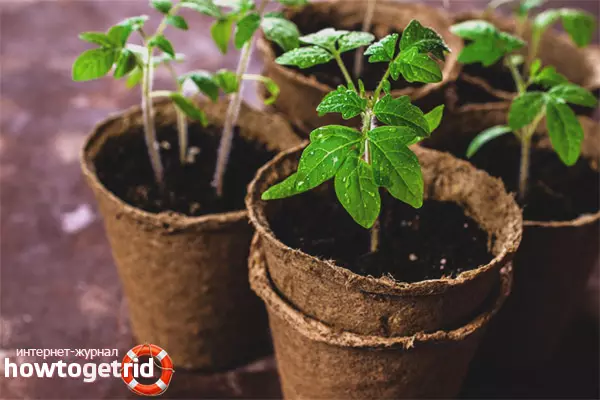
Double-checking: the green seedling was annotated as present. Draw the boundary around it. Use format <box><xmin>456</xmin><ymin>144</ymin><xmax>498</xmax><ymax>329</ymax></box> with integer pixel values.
<box><xmin>210</xmin><ymin>0</ymin><xmax>305</xmax><ymax>197</ymax></box>
<box><xmin>72</xmin><ymin>0</ymin><xmax>248</xmax><ymax>192</ymax></box>
<box><xmin>451</xmin><ymin>19</ymin><xmax>598</xmax><ymax>201</ymax></box>
<box><xmin>484</xmin><ymin>0</ymin><xmax>596</xmax><ymax>71</ymax></box>
<box><xmin>261</xmin><ymin>21</ymin><xmax>448</xmax><ymax>251</ymax></box>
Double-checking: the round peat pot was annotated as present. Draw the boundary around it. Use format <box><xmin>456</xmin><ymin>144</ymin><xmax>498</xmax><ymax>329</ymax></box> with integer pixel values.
<box><xmin>246</xmin><ymin>144</ymin><xmax>522</xmax><ymax>337</ymax></box>
<box><xmin>81</xmin><ymin>99</ymin><xmax>301</xmax><ymax>370</ymax></box>
<box><xmin>257</xmin><ymin>0</ymin><xmax>462</xmax><ymax>135</ymax></box>
<box><xmin>450</xmin><ymin>11</ymin><xmax>600</xmax><ymax>114</ymax></box>
<box><xmin>423</xmin><ymin>107</ymin><xmax>600</xmax><ymax>370</ymax></box>
<box><xmin>249</xmin><ymin>234</ymin><xmax>513</xmax><ymax>399</ymax></box>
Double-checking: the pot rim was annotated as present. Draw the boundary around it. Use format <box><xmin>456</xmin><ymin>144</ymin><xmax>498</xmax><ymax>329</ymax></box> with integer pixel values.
<box><xmin>256</xmin><ymin>0</ymin><xmax>462</xmax><ymax>101</ymax></box>
<box><xmin>80</xmin><ymin>99</ymin><xmax>297</xmax><ymax>230</ymax></box>
<box><xmin>249</xmin><ymin>233</ymin><xmax>512</xmax><ymax>349</ymax></box>
<box><xmin>246</xmin><ymin>143</ymin><xmax>522</xmax><ymax>296</ymax></box>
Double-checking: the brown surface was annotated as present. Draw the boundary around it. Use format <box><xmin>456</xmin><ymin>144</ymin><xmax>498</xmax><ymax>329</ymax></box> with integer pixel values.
<box><xmin>249</xmin><ymin>233</ymin><xmax>513</xmax><ymax>399</ymax></box>
<box><xmin>81</xmin><ymin>99</ymin><xmax>299</xmax><ymax>370</ymax></box>
<box><xmin>0</xmin><ymin>0</ymin><xmax>598</xmax><ymax>399</ymax></box>
<box><xmin>257</xmin><ymin>0</ymin><xmax>462</xmax><ymax>135</ymax></box>
<box><xmin>246</xmin><ymin>143</ymin><xmax>522</xmax><ymax>337</ymax></box>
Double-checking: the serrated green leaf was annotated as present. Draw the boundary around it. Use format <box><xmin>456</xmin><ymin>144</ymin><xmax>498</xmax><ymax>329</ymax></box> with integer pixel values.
<box><xmin>560</xmin><ymin>9</ymin><xmax>596</xmax><ymax>48</ymax></box>
<box><xmin>149</xmin><ymin>34</ymin><xmax>175</xmax><ymax>57</ymax></box>
<box><xmin>170</xmin><ymin>93</ymin><xmax>208</xmax><ymax>125</ymax></box>
<box><xmin>235</xmin><ymin>12</ymin><xmax>260</xmax><ymax>49</ymax></box>
<box><xmin>373</xmin><ymin>94</ymin><xmax>430</xmax><ymax>137</ymax></box>
<box><xmin>317</xmin><ymin>85</ymin><xmax>367</xmax><ymax>119</ymax></box>
<box><xmin>260</xmin><ymin>77</ymin><xmax>280</xmax><ymax>105</ymax></box>
<box><xmin>391</xmin><ymin>46</ymin><xmax>442</xmax><ymax>83</ymax></box>
<box><xmin>126</xmin><ymin>67</ymin><xmax>143</xmax><ymax>88</ymax></box>
<box><xmin>517</xmin><ymin>0</ymin><xmax>544</xmax><ymax>16</ymax></box>
<box><xmin>79</xmin><ymin>32</ymin><xmax>114</xmax><ymax>48</ymax></box>
<box><xmin>334</xmin><ymin>151</ymin><xmax>380</xmax><ymax>228</ymax></box>
<box><xmin>211</xmin><ymin>18</ymin><xmax>233</xmax><ymax>54</ymax></box>
<box><xmin>531</xmin><ymin>66</ymin><xmax>568</xmax><ymax>88</ymax></box>
<box><xmin>275</xmin><ymin>46</ymin><xmax>334</xmax><ymax>68</ymax></box>
<box><xmin>167</xmin><ymin>15</ymin><xmax>189</xmax><ymax>30</ymax></box>
<box><xmin>261</xmin><ymin>16</ymin><xmax>300</xmax><ymax>51</ymax></box>
<box><xmin>215</xmin><ymin>69</ymin><xmax>239</xmax><ymax>93</ymax></box>
<box><xmin>261</xmin><ymin>172</ymin><xmax>301</xmax><ymax>200</ymax></box>
<box><xmin>546</xmin><ymin>98</ymin><xmax>583</xmax><ymax>165</ymax></box>
<box><xmin>400</xmin><ymin>19</ymin><xmax>450</xmax><ymax>60</ymax></box>
<box><xmin>72</xmin><ymin>48</ymin><xmax>116</xmax><ymax>81</ymax></box>
<box><xmin>508</xmin><ymin>91</ymin><xmax>548</xmax><ymax>131</ymax></box>
<box><xmin>180</xmin><ymin>70</ymin><xmax>220</xmax><ymax>102</ymax></box>
<box><xmin>180</xmin><ymin>0</ymin><xmax>223</xmax><ymax>17</ymax></box>
<box><xmin>107</xmin><ymin>25</ymin><xmax>133</xmax><ymax>47</ymax></box>
<box><xmin>299</xmin><ymin>28</ymin><xmax>348</xmax><ymax>51</ymax></box>
<box><xmin>424</xmin><ymin>105</ymin><xmax>444</xmax><ymax>133</ymax></box>
<box><xmin>368</xmin><ymin>126</ymin><xmax>423</xmax><ymax>208</ymax></box>
<box><xmin>450</xmin><ymin>20</ymin><xmax>525</xmax><ymax>66</ymax></box>
<box><xmin>529</xmin><ymin>58</ymin><xmax>542</xmax><ymax>79</ymax></box>
<box><xmin>466</xmin><ymin>125</ymin><xmax>511</xmax><ymax>158</ymax></box>
<box><xmin>338</xmin><ymin>31</ymin><xmax>375</xmax><ymax>53</ymax></box>
<box><xmin>549</xmin><ymin>84</ymin><xmax>598</xmax><ymax>107</ymax></box>
<box><xmin>113</xmin><ymin>49</ymin><xmax>137</xmax><ymax>78</ymax></box>
<box><xmin>151</xmin><ymin>0</ymin><xmax>172</xmax><ymax>14</ymax></box>
<box><xmin>291</xmin><ymin>125</ymin><xmax>361</xmax><ymax>194</ymax></box>
<box><xmin>364</xmin><ymin>33</ymin><xmax>399</xmax><ymax>63</ymax></box>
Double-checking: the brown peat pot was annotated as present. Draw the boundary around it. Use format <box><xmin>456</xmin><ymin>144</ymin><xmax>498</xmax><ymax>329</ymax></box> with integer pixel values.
<box><xmin>81</xmin><ymin>99</ymin><xmax>301</xmax><ymax>370</ymax></box>
<box><xmin>246</xmin><ymin>144</ymin><xmax>522</xmax><ymax>340</ymax></box>
<box><xmin>248</xmin><ymin>233</ymin><xmax>513</xmax><ymax>399</ymax></box>
<box><xmin>451</xmin><ymin>11</ymin><xmax>600</xmax><ymax>112</ymax></box>
<box><xmin>257</xmin><ymin>0</ymin><xmax>462</xmax><ymax>135</ymax></box>
<box><xmin>423</xmin><ymin>105</ymin><xmax>600</xmax><ymax>369</ymax></box>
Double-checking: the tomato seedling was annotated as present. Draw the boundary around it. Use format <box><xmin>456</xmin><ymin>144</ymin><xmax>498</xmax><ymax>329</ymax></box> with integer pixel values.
<box><xmin>261</xmin><ymin>21</ymin><xmax>448</xmax><ymax>251</ymax></box>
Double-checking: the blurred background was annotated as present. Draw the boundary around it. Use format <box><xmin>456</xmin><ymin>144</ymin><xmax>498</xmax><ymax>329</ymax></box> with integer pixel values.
<box><xmin>0</xmin><ymin>0</ymin><xmax>598</xmax><ymax>398</ymax></box>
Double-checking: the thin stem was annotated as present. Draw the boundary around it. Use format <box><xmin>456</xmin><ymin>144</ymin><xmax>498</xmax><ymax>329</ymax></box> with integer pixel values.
<box><xmin>141</xmin><ymin>45</ymin><xmax>165</xmax><ymax>192</ymax></box>
<box><xmin>518</xmin><ymin>134</ymin><xmax>531</xmax><ymax>203</ymax></box>
<box><xmin>212</xmin><ymin>0</ymin><xmax>269</xmax><ymax>197</ymax></box>
<box><xmin>361</xmin><ymin>110</ymin><xmax>380</xmax><ymax>253</ymax></box>
<box><xmin>372</xmin><ymin>66</ymin><xmax>391</xmax><ymax>105</ymax></box>
<box><xmin>353</xmin><ymin>0</ymin><xmax>377</xmax><ymax>79</ymax></box>
<box><xmin>526</xmin><ymin>30</ymin><xmax>542</xmax><ymax>73</ymax></box>
<box><xmin>166</xmin><ymin>63</ymin><xmax>188</xmax><ymax>164</ymax></box>
<box><xmin>150</xmin><ymin>90</ymin><xmax>173</xmax><ymax>98</ymax></box>
<box><xmin>333</xmin><ymin>51</ymin><xmax>355</xmax><ymax>89</ymax></box>
<box><xmin>507</xmin><ymin>56</ymin><xmax>526</xmax><ymax>94</ymax></box>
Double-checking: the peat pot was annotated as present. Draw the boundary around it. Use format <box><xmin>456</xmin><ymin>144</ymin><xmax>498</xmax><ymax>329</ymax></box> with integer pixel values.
<box><xmin>245</xmin><ymin>144</ymin><xmax>523</xmax><ymax>398</ymax></box>
<box><xmin>81</xmin><ymin>99</ymin><xmax>300</xmax><ymax>370</ymax></box>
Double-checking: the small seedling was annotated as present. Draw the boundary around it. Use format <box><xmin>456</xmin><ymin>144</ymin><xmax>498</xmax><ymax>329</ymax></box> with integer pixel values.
<box><xmin>261</xmin><ymin>21</ymin><xmax>448</xmax><ymax>251</ymax></box>
<box><xmin>451</xmin><ymin>15</ymin><xmax>598</xmax><ymax>201</ymax></box>
<box><xmin>210</xmin><ymin>0</ymin><xmax>305</xmax><ymax>197</ymax></box>
<box><xmin>72</xmin><ymin>0</ymin><xmax>249</xmax><ymax>193</ymax></box>
<box><xmin>484</xmin><ymin>0</ymin><xmax>596</xmax><ymax>71</ymax></box>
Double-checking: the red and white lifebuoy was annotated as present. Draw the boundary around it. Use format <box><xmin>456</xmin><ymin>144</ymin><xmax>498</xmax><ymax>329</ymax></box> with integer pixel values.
<box><xmin>121</xmin><ymin>344</ymin><xmax>174</xmax><ymax>396</ymax></box>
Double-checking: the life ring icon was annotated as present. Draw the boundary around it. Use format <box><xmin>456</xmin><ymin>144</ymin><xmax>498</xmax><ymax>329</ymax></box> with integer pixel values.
<box><xmin>121</xmin><ymin>344</ymin><xmax>174</xmax><ymax>396</ymax></box>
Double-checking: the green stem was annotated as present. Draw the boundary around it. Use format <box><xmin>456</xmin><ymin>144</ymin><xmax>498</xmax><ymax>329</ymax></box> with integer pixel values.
<box><xmin>507</xmin><ymin>56</ymin><xmax>526</xmax><ymax>94</ymax></box>
<box><xmin>212</xmin><ymin>0</ymin><xmax>269</xmax><ymax>197</ymax></box>
<box><xmin>361</xmin><ymin>109</ymin><xmax>380</xmax><ymax>252</ymax></box>
<box><xmin>141</xmin><ymin>45</ymin><xmax>165</xmax><ymax>192</ymax></box>
<box><xmin>372</xmin><ymin>66</ymin><xmax>391</xmax><ymax>105</ymax></box>
<box><xmin>333</xmin><ymin>51</ymin><xmax>355</xmax><ymax>90</ymax></box>
<box><xmin>526</xmin><ymin>30</ymin><xmax>542</xmax><ymax>73</ymax></box>
<box><xmin>166</xmin><ymin>63</ymin><xmax>188</xmax><ymax>164</ymax></box>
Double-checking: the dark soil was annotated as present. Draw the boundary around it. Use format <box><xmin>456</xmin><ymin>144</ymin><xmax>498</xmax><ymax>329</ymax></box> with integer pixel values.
<box><xmin>268</xmin><ymin>185</ymin><xmax>492</xmax><ymax>283</ymax></box>
<box><xmin>422</xmin><ymin>133</ymin><xmax>600</xmax><ymax>222</ymax></box>
<box><xmin>274</xmin><ymin>11</ymin><xmax>424</xmax><ymax>91</ymax></box>
<box><xmin>463</xmin><ymin>62</ymin><xmax>516</xmax><ymax>93</ymax></box>
<box><xmin>94</xmin><ymin>123</ymin><xmax>275</xmax><ymax>216</ymax></box>
<box><xmin>450</xmin><ymin>77</ymin><xmax>507</xmax><ymax>107</ymax></box>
